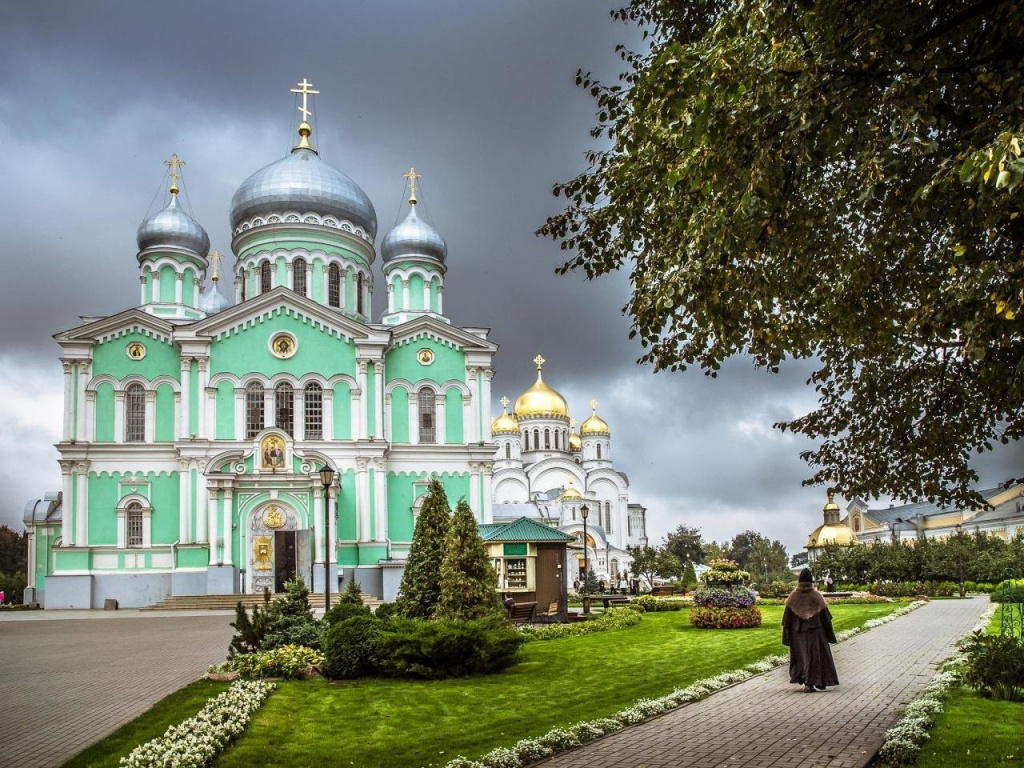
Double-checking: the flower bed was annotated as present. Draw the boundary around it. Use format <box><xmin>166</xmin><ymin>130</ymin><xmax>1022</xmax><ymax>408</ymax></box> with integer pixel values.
<box><xmin>519</xmin><ymin>608</ymin><xmax>642</xmax><ymax>642</ymax></box>
<box><xmin>119</xmin><ymin>679</ymin><xmax>275</xmax><ymax>768</ymax></box>
<box><xmin>876</xmin><ymin>605</ymin><xmax>998</xmax><ymax>767</ymax></box>
<box><xmin>689</xmin><ymin>605</ymin><xmax>762</xmax><ymax>629</ymax></box>
<box><xmin>630</xmin><ymin>595</ymin><xmax>684</xmax><ymax>612</ymax></box>
<box><xmin>229</xmin><ymin>644</ymin><xmax>325</xmax><ymax>680</ymax></box>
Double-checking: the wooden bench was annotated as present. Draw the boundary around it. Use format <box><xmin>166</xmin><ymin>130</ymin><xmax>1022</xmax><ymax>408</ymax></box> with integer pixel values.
<box><xmin>508</xmin><ymin>601</ymin><xmax>537</xmax><ymax>625</ymax></box>
<box><xmin>651</xmin><ymin>586</ymin><xmax>675</xmax><ymax>597</ymax></box>
<box><xmin>601</xmin><ymin>595</ymin><xmax>630</xmax><ymax>609</ymax></box>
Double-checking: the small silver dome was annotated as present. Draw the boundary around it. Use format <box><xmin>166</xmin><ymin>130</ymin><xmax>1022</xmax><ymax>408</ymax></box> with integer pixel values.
<box><xmin>381</xmin><ymin>205</ymin><xmax>447</xmax><ymax>264</ymax></box>
<box><xmin>137</xmin><ymin>195</ymin><xmax>210</xmax><ymax>256</ymax></box>
<box><xmin>230</xmin><ymin>147</ymin><xmax>377</xmax><ymax>238</ymax></box>
<box><xmin>200</xmin><ymin>280</ymin><xmax>232</xmax><ymax>314</ymax></box>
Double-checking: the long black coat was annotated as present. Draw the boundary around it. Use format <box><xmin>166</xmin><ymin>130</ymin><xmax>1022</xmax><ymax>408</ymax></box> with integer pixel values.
<box><xmin>782</xmin><ymin>605</ymin><xmax>839</xmax><ymax>689</ymax></box>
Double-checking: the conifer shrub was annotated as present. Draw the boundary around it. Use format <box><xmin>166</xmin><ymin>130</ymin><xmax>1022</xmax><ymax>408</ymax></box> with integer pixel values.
<box><xmin>229</xmin><ymin>588</ymin><xmax>274</xmax><ymax>657</ymax></box>
<box><xmin>339</xmin><ymin>577</ymin><xmax>365</xmax><ymax>605</ymax></box>
<box><xmin>324</xmin><ymin>614</ymin><xmax>384</xmax><ymax>680</ymax></box>
<box><xmin>436</xmin><ymin>499</ymin><xmax>501</xmax><ymax>621</ymax></box>
<box><xmin>374</xmin><ymin>615</ymin><xmax>523</xmax><ymax>679</ymax></box>
<box><xmin>399</xmin><ymin>479</ymin><xmax>451</xmax><ymax>618</ymax></box>
<box><xmin>374</xmin><ymin>601</ymin><xmax>400</xmax><ymax>620</ymax></box>
<box><xmin>323</xmin><ymin>601</ymin><xmax>371</xmax><ymax>626</ymax></box>
<box><xmin>262</xmin><ymin>578</ymin><xmax>322</xmax><ymax>651</ymax></box>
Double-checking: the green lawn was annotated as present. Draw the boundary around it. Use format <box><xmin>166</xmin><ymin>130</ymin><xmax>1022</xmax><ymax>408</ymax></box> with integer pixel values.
<box><xmin>214</xmin><ymin>603</ymin><xmax>896</xmax><ymax>768</ymax></box>
<box><xmin>62</xmin><ymin>679</ymin><xmax>231</xmax><ymax>768</ymax></box>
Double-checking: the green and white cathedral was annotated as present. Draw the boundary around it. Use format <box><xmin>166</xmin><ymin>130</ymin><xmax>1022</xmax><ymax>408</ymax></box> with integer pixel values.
<box><xmin>22</xmin><ymin>82</ymin><xmax>646</xmax><ymax>608</ymax></box>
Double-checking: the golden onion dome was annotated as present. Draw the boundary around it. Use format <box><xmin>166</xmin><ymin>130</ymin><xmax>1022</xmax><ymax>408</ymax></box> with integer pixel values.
<box><xmin>513</xmin><ymin>355</ymin><xmax>569</xmax><ymax>420</ymax></box>
<box><xmin>491</xmin><ymin>397</ymin><xmax>520</xmax><ymax>436</ymax></box>
<box><xmin>580</xmin><ymin>399</ymin><xmax>610</xmax><ymax>436</ymax></box>
<box><xmin>569</xmin><ymin>419</ymin><xmax>582</xmax><ymax>452</ymax></box>
<box><xmin>806</xmin><ymin>522</ymin><xmax>859</xmax><ymax>549</ymax></box>
<box><xmin>560</xmin><ymin>478</ymin><xmax>583</xmax><ymax>501</ymax></box>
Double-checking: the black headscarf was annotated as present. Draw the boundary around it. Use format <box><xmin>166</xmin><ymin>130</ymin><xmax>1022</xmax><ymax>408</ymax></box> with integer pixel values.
<box><xmin>798</xmin><ymin>568</ymin><xmax>813</xmax><ymax>583</ymax></box>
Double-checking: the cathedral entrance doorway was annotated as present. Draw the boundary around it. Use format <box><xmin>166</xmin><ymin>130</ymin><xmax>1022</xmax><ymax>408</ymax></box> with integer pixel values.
<box><xmin>274</xmin><ymin>530</ymin><xmax>297</xmax><ymax>592</ymax></box>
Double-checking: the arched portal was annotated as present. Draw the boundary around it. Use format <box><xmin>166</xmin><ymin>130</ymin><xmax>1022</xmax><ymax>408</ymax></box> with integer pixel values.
<box><xmin>248</xmin><ymin>502</ymin><xmax>310</xmax><ymax>594</ymax></box>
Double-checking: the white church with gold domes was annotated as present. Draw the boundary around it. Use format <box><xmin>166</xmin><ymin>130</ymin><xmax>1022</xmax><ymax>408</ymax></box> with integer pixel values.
<box><xmin>490</xmin><ymin>356</ymin><xmax>648</xmax><ymax>585</ymax></box>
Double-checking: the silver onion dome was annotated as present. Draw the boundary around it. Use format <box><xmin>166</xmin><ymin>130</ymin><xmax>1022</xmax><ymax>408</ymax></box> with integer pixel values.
<box><xmin>381</xmin><ymin>204</ymin><xmax>447</xmax><ymax>264</ymax></box>
<box><xmin>230</xmin><ymin>147</ymin><xmax>377</xmax><ymax>238</ymax></box>
<box><xmin>200</xmin><ymin>280</ymin><xmax>232</xmax><ymax>314</ymax></box>
<box><xmin>137</xmin><ymin>195</ymin><xmax>210</xmax><ymax>256</ymax></box>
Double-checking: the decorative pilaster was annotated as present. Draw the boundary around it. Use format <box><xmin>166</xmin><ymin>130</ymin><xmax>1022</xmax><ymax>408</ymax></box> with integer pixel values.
<box><xmin>179</xmin><ymin>459</ymin><xmax>191</xmax><ymax>542</ymax></box>
<box><xmin>222</xmin><ymin>487</ymin><xmax>234</xmax><ymax>566</ymax></box>
<box><xmin>76</xmin><ymin>362</ymin><xmax>90</xmax><ymax>441</ymax></box>
<box><xmin>179</xmin><ymin>357</ymin><xmax>192</xmax><ymax>439</ymax></box>
<box><xmin>322</xmin><ymin>389</ymin><xmax>334</xmax><ymax>440</ymax></box>
<box><xmin>466</xmin><ymin>367</ymin><xmax>479</xmax><ymax>443</ymax></box>
<box><xmin>435</xmin><ymin>394</ymin><xmax>447</xmax><ymax>445</ymax></box>
<box><xmin>61</xmin><ymin>360</ymin><xmax>73</xmax><ymax>440</ymax></box>
<box><xmin>207</xmin><ymin>485</ymin><xmax>219</xmax><ymax>564</ymax></box>
<box><xmin>469</xmin><ymin>461</ymin><xmax>481</xmax><ymax>520</ymax></box>
<box><xmin>387</xmin><ymin>283</ymin><xmax>395</xmax><ymax>313</ymax></box>
<box><xmin>113</xmin><ymin>391</ymin><xmax>126</xmax><ymax>443</ymax></box>
<box><xmin>409</xmin><ymin>394</ymin><xmax>420</xmax><ymax>445</ymax></box>
<box><xmin>196</xmin><ymin>358</ymin><xmax>209</xmax><ymax>437</ymax></box>
<box><xmin>234</xmin><ymin>388</ymin><xmax>245</xmax><ymax>441</ymax></box>
<box><xmin>327</xmin><ymin>483</ymin><xmax>339</xmax><ymax>564</ymax></box>
<box><xmin>139</xmin><ymin>274</ymin><xmax>147</xmax><ymax>306</ymax></box>
<box><xmin>373</xmin><ymin>362</ymin><xmax>384</xmax><ymax>439</ymax></box>
<box><xmin>356</xmin><ymin>458</ymin><xmax>370</xmax><ymax>541</ymax></box>
<box><xmin>313</xmin><ymin>486</ymin><xmax>324</xmax><ymax>563</ymax></box>
<box><xmin>144</xmin><ymin>391</ymin><xmax>157</xmax><ymax>442</ymax></box>
<box><xmin>374</xmin><ymin>458</ymin><xmax>387</xmax><ymax>541</ymax></box>
<box><xmin>75</xmin><ymin>461</ymin><xmax>89</xmax><ymax>546</ymax></box>
<box><xmin>462</xmin><ymin>394</ymin><xmax>472</xmax><ymax>443</ymax></box>
<box><xmin>175</xmin><ymin>272</ymin><xmax>184</xmax><ymax>305</ymax></box>
<box><xmin>356</xmin><ymin>360</ymin><xmax>369</xmax><ymax>440</ymax></box>
<box><xmin>294</xmin><ymin>390</ymin><xmax>305</xmax><ymax>440</ymax></box>
<box><xmin>437</xmin><ymin>285</ymin><xmax>444</xmax><ymax>315</ymax></box>
<box><xmin>197</xmin><ymin>460</ymin><xmax>209</xmax><ymax>544</ymax></box>
<box><xmin>60</xmin><ymin>461</ymin><xmax>73</xmax><ymax>545</ymax></box>
<box><xmin>481</xmin><ymin>368</ymin><xmax>494</xmax><ymax>442</ymax></box>
<box><xmin>481</xmin><ymin>464</ymin><xmax>494</xmax><ymax>523</ymax></box>
<box><xmin>84</xmin><ymin>391</ymin><xmax>96</xmax><ymax>442</ymax></box>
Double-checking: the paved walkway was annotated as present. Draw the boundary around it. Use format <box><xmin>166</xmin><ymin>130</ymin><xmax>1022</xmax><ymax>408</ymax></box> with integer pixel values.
<box><xmin>0</xmin><ymin>611</ymin><xmax>235</xmax><ymax>768</ymax></box>
<box><xmin>544</xmin><ymin>598</ymin><xmax>988</xmax><ymax>768</ymax></box>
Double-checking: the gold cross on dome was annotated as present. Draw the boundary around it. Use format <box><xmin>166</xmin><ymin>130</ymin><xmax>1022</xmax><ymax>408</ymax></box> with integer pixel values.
<box><xmin>589</xmin><ymin>398</ymin><xmax>598</xmax><ymax>413</ymax></box>
<box><xmin>210</xmin><ymin>249</ymin><xmax>223</xmax><ymax>280</ymax></box>
<box><xmin>290</xmin><ymin>78</ymin><xmax>320</xmax><ymax>122</ymax></box>
<box><xmin>533</xmin><ymin>354</ymin><xmax>545</xmax><ymax>370</ymax></box>
<box><xmin>164</xmin><ymin>154</ymin><xmax>186</xmax><ymax>194</ymax></box>
<box><xmin>570</xmin><ymin>418</ymin><xmax>577</xmax><ymax>428</ymax></box>
<box><xmin>403</xmin><ymin>166</ymin><xmax>422</xmax><ymax>204</ymax></box>
<box><xmin>500</xmin><ymin>396</ymin><xmax>510</xmax><ymax>411</ymax></box>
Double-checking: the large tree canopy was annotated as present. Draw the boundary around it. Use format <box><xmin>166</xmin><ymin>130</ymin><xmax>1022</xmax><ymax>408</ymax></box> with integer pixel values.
<box><xmin>540</xmin><ymin>0</ymin><xmax>1024</xmax><ymax>507</ymax></box>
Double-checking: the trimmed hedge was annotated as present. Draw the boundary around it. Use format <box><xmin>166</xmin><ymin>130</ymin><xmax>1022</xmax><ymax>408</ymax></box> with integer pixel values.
<box><xmin>630</xmin><ymin>595</ymin><xmax>683</xmax><ymax>612</ymax></box>
<box><xmin>519</xmin><ymin>608</ymin><xmax>643</xmax><ymax>641</ymax></box>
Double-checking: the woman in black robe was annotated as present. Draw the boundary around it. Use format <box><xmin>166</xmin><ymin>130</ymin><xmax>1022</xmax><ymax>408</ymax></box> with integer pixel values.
<box><xmin>782</xmin><ymin>568</ymin><xmax>839</xmax><ymax>692</ymax></box>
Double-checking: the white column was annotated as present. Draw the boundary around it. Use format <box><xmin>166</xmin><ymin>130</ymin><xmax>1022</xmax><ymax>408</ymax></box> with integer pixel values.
<box><xmin>222</xmin><ymin>488</ymin><xmax>234</xmax><ymax>566</ymax></box>
<box><xmin>466</xmin><ymin>367</ymin><xmax>479</xmax><ymax>443</ymax></box>
<box><xmin>264</xmin><ymin>388</ymin><xmax>275</xmax><ymax>430</ymax></box>
<box><xmin>144</xmin><ymin>391</ymin><xmax>156</xmax><ymax>442</ymax></box>
<box><xmin>482</xmin><ymin>465</ymin><xmax>493</xmax><ymax>523</ymax></box>
<box><xmin>294</xmin><ymin>391</ymin><xmax>305</xmax><ymax>441</ymax></box>
<box><xmin>208</xmin><ymin>488</ymin><xmax>219</xmax><ymax>563</ymax></box>
<box><xmin>409</xmin><ymin>395</ymin><xmax>419</xmax><ymax>445</ymax></box>
<box><xmin>356</xmin><ymin>459</ymin><xmax>370</xmax><ymax>541</ymax></box>
<box><xmin>76</xmin><ymin>462</ymin><xmax>89</xmax><ymax>546</ymax></box>
<box><xmin>60</xmin><ymin>462</ymin><xmax>73</xmax><ymax>545</ymax></box>
<box><xmin>197</xmin><ymin>462</ymin><xmax>209</xmax><ymax>544</ymax></box>
<box><xmin>402</xmin><ymin>279</ymin><xmax>410</xmax><ymax>311</ymax></box>
<box><xmin>327</xmin><ymin>484</ymin><xmax>339</xmax><ymax>564</ymax></box>
<box><xmin>462</xmin><ymin>394</ymin><xmax>473</xmax><ymax>443</ymax></box>
<box><xmin>469</xmin><ymin>462</ymin><xmax>481</xmax><ymax>520</ymax></box>
<box><xmin>139</xmin><ymin>275</ymin><xmax>147</xmax><ymax>305</ymax></box>
<box><xmin>174</xmin><ymin>273</ymin><xmax>183</xmax><ymax>305</ymax></box>
<box><xmin>84</xmin><ymin>392</ymin><xmax>96</xmax><ymax>442</ymax></box>
<box><xmin>234</xmin><ymin>388</ymin><xmax>245</xmax><ymax>441</ymax></box>
<box><xmin>76</xmin><ymin>362</ymin><xmax>90</xmax><ymax>440</ymax></box>
<box><xmin>387</xmin><ymin>284</ymin><xmax>395</xmax><ymax>313</ymax></box>
<box><xmin>286</xmin><ymin>261</ymin><xmax>294</xmax><ymax>290</ymax></box>
<box><xmin>152</xmin><ymin>272</ymin><xmax>161</xmax><ymax>302</ymax></box>
<box><xmin>313</xmin><ymin>486</ymin><xmax>324</xmax><ymax>563</ymax></box>
<box><xmin>435</xmin><ymin>394</ymin><xmax>446</xmax><ymax>445</ymax></box>
<box><xmin>383</xmin><ymin>393</ymin><xmax>392</xmax><ymax>442</ymax></box>
<box><xmin>321</xmin><ymin>263</ymin><xmax>329</xmax><ymax>304</ymax></box>
<box><xmin>196</xmin><ymin>359</ymin><xmax>209</xmax><ymax>437</ymax></box>
<box><xmin>351</xmin><ymin>391</ymin><xmax>363</xmax><ymax>441</ymax></box>
<box><xmin>205</xmin><ymin>388</ymin><xmax>216</xmax><ymax>440</ymax></box>
<box><xmin>179</xmin><ymin>358</ymin><xmax>191</xmax><ymax>438</ymax></box>
<box><xmin>481</xmin><ymin>369</ymin><xmax>494</xmax><ymax>442</ymax></box>
<box><xmin>340</xmin><ymin>271</ymin><xmax>348</xmax><ymax>310</ymax></box>
<box><xmin>113</xmin><ymin>391</ymin><xmax>125</xmax><ymax>443</ymax></box>
<box><xmin>179</xmin><ymin>459</ymin><xmax>191</xmax><ymax>542</ymax></box>
<box><xmin>62</xmin><ymin>361</ymin><xmax>73</xmax><ymax>440</ymax></box>
<box><xmin>373</xmin><ymin>362</ymin><xmax>384</xmax><ymax>440</ymax></box>
<box><xmin>437</xmin><ymin>286</ymin><xmax>444</xmax><ymax>315</ymax></box>
<box><xmin>356</xmin><ymin>361</ymin><xmax>369</xmax><ymax>440</ymax></box>
<box><xmin>322</xmin><ymin>389</ymin><xmax>334</xmax><ymax>440</ymax></box>
<box><xmin>374</xmin><ymin>459</ymin><xmax>387</xmax><ymax>541</ymax></box>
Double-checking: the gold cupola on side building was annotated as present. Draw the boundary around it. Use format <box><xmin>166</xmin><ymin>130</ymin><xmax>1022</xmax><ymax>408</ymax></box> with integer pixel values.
<box><xmin>568</xmin><ymin>418</ymin><xmax>582</xmax><ymax>452</ymax></box>
<box><xmin>806</xmin><ymin>488</ymin><xmax>859</xmax><ymax>550</ymax></box>
<box><xmin>580</xmin><ymin>400</ymin><xmax>610</xmax><ymax>436</ymax></box>
<box><xmin>514</xmin><ymin>355</ymin><xmax>569</xmax><ymax>420</ymax></box>
<box><xmin>491</xmin><ymin>396</ymin><xmax>520</xmax><ymax>435</ymax></box>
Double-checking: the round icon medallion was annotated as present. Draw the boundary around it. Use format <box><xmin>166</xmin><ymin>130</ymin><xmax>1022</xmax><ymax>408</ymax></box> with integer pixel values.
<box><xmin>270</xmin><ymin>333</ymin><xmax>297</xmax><ymax>359</ymax></box>
<box><xmin>417</xmin><ymin>348</ymin><xmax>435</xmax><ymax>366</ymax></box>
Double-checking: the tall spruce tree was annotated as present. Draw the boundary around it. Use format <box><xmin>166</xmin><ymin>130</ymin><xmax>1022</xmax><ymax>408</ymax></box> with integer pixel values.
<box><xmin>398</xmin><ymin>479</ymin><xmax>451</xmax><ymax>618</ymax></box>
<box><xmin>436</xmin><ymin>499</ymin><xmax>500</xmax><ymax>621</ymax></box>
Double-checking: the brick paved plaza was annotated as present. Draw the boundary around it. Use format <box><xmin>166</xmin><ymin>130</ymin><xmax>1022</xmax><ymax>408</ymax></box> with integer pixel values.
<box><xmin>0</xmin><ymin>611</ymin><xmax>235</xmax><ymax>768</ymax></box>
<box><xmin>543</xmin><ymin>598</ymin><xmax>989</xmax><ymax>768</ymax></box>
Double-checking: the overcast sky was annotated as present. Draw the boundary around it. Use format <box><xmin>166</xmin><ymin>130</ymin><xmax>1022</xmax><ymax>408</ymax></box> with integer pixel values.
<box><xmin>1</xmin><ymin>1</ymin><xmax>1020</xmax><ymax>554</ymax></box>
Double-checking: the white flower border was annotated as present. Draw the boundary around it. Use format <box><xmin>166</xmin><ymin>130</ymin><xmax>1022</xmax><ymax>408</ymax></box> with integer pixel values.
<box><xmin>443</xmin><ymin>600</ymin><xmax>929</xmax><ymax>768</ymax></box>
<box><xmin>120</xmin><ymin>679</ymin><xmax>275</xmax><ymax>768</ymax></box>
<box><xmin>876</xmin><ymin>604</ymin><xmax>998</xmax><ymax>767</ymax></box>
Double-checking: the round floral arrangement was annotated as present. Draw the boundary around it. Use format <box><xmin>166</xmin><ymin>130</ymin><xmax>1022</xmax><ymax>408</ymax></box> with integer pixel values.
<box><xmin>690</xmin><ymin>560</ymin><xmax>761</xmax><ymax>629</ymax></box>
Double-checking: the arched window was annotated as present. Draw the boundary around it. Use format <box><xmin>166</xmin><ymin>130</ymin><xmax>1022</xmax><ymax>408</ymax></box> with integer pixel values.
<box><xmin>418</xmin><ymin>388</ymin><xmax>436</xmax><ymax>443</ymax></box>
<box><xmin>605</xmin><ymin>501</ymin><xmax>612</xmax><ymax>533</ymax></box>
<box><xmin>304</xmin><ymin>382</ymin><xmax>323</xmax><ymax>439</ymax></box>
<box><xmin>126</xmin><ymin>501</ymin><xmax>144</xmax><ymax>548</ymax></box>
<box><xmin>293</xmin><ymin>258</ymin><xmax>307</xmax><ymax>296</ymax></box>
<box><xmin>275</xmin><ymin>383</ymin><xmax>294</xmax><ymax>436</ymax></box>
<box><xmin>260</xmin><ymin>260</ymin><xmax>272</xmax><ymax>293</ymax></box>
<box><xmin>554</xmin><ymin>430</ymin><xmax>561</xmax><ymax>450</ymax></box>
<box><xmin>572</xmin><ymin>507</ymin><xmax>576</xmax><ymax>521</ymax></box>
<box><xmin>533</xmin><ymin>429</ymin><xmax>540</xmax><ymax>449</ymax></box>
<box><xmin>246</xmin><ymin>382</ymin><xmax>265</xmax><ymax>438</ymax></box>
<box><xmin>125</xmin><ymin>383</ymin><xmax>145</xmax><ymax>442</ymax></box>
<box><xmin>240</xmin><ymin>272</ymin><xmax>247</xmax><ymax>301</ymax></box>
<box><xmin>504</xmin><ymin>443</ymin><xmax>511</xmax><ymax>459</ymax></box>
<box><xmin>523</xmin><ymin>431</ymin><xmax>530</xmax><ymax>451</ymax></box>
<box><xmin>544</xmin><ymin>429</ymin><xmax>551</xmax><ymax>449</ymax></box>
<box><xmin>328</xmin><ymin>263</ymin><xmax>341</xmax><ymax>307</ymax></box>
<box><xmin>357</xmin><ymin>273</ymin><xmax>365</xmax><ymax>315</ymax></box>
<box><xmin>596</xmin><ymin>443</ymin><xmax>602</xmax><ymax>460</ymax></box>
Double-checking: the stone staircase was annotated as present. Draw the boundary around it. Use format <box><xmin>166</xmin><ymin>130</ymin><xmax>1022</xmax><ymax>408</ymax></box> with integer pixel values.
<box><xmin>141</xmin><ymin>592</ymin><xmax>382</xmax><ymax>611</ymax></box>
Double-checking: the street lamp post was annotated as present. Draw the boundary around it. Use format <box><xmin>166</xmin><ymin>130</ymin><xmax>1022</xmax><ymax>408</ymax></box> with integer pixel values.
<box><xmin>319</xmin><ymin>465</ymin><xmax>336</xmax><ymax>612</ymax></box>
<box><xmin>955</xmin><ymin>522</ymin><xmax>966</xmax><ymax>598</ymax></box>
<box><xmin>580</xmin><ymin>504</ymin><xmax>590</xmax><ymax>615</ymax></box>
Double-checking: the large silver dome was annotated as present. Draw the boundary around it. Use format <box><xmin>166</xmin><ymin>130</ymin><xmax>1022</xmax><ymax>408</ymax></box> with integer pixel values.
<box><xmin>230</xmin><ymin>147</ymin><xmax>377</xmax><ymax>238</ymax></box>
<box><xmin>137</xmin><ymin>195</ymin><xmax>210</xmax><ymax>256</ymax></box>
<box><xmin>200</xmin><ymin>280</ymin><xmax>232</xmax><ymax>314</ymax></box>
<box><xmin>381</xmin><ymin>205</ymin><xmax>447</xmax><ymax>264</ymax></box>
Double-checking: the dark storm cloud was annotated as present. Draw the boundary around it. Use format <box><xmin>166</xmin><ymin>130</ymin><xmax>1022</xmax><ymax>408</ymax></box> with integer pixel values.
<box><xmin>1</xmin><ymin>2</ymin><xmax>1020</xmax><ymax>551</ymax></box>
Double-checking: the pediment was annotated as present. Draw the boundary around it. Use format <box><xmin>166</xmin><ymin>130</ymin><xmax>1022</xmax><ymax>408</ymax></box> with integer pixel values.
<box><xmin>389</xmin><ymin>315</ymin><xmax>497</xmax><ymax>353</ymax></box>
<box><xmin>55</xmin><ymin>308</ymin><xmax>175</xmax><ymax>345</ymax></box>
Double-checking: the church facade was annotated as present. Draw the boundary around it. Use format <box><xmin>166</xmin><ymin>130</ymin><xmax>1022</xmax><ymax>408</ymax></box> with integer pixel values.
<box><xmin>22</xmin><ymin>81</ymin><xmax>645</xmax><ymax>609</ymax></box>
